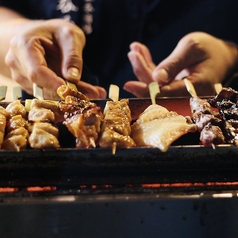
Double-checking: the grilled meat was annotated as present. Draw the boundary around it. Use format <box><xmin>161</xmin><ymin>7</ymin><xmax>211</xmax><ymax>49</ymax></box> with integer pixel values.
<box><xmin>99</xmin><ymin>99</ymin><xmax>135</xmax><ymax>149</ymax></box>
<box><xmin>131</xmin><ymin>104</ymin><xmax>197</xmax><ymax>152</ymax></box>
<box><xmin>58</xmin><ymin>85</ymin><xmax>103</xmax><ymax>148</ymax></box>
<box><xmin>2</xmin><ymin>100</ymin><xmax>29</xmax><ymax>151</ymax></box>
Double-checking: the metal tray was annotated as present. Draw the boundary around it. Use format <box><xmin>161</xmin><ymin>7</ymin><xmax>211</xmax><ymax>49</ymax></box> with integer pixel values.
<box><xmin>0</xmin><ymin>97</ymin><xmax>237</xmax><ymax>187</ymax></box>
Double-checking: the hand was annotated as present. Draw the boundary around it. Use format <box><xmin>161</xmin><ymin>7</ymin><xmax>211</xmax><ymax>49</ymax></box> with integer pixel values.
<box><xmin>125</xmin><ymin>32</ymin><xmax>238</xmax><ymax>97</ymax></box>
<box><xmin>5</xmin><ymin>18</ymin><xmax>106</xmax><ymax>99</ymax></box>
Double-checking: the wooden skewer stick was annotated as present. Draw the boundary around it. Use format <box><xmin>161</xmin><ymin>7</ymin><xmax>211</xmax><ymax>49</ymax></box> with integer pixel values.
<box><xmin>109</xmin><ymin>84</ymin><xmax>119</xmax><ymax>102</ymax></box>
<box><xmin>184</xmin><ymin>79</ymin><xmax>218</xmax><ymax>150</ymax></box>
<box><xmin>149</xmin><ymin>82</ymin><xmax>160</xmax><ymax>105</ymax></box>
<box><xmin>13</xmin><ymin>86</ymin><xmax>22</xmax><ymax>101</ymax></box>
<box><xmin>214</xmin><ymin>83</ymin><xmax>223</xmax><ymax>95</ymax></box>
<box><xmin>33</xmin><ymin>83</ymin><xmax>44</xmax><ymax>100</ymax></box>
<box><xmin>89</xmin><ymin>137</ymin><xmax>96</xmax><ymax>148</ymax></box>
<box><xmin>211</xmin><ymin>143</ymin><xmax>216</xmax><ymax>150</ymax></box>
<box><xmin>0</xmin><ymin>86</ymin><xmax>7</xmax><ymax>101</ymax></box>
<box><xmin>184</xmin><ymin>78</ymin><xmax>197</xmax><ymax>97</ymax></box>
<box><xmin>108</xmin><ymin>84</ymin><xmax>120</xmax><ymax>155</ymax></box>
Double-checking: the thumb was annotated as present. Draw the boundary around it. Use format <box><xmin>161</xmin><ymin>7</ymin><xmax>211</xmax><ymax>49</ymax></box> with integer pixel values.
<box><xmin>152</xmin><ymin>34</ymin><xmax>208</xmax><ymax>85</ymax></box>
<box><xmin>57</xmin><ymin>25</ymin><xmax>86</xmax><ymax>82</ymax></box>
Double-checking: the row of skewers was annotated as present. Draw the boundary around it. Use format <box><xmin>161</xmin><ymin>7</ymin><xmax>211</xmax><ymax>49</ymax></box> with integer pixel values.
<box><xmin>0</xmin><ymin>79</ymin><xmax>237</xmax><ymax>154</ymax></box>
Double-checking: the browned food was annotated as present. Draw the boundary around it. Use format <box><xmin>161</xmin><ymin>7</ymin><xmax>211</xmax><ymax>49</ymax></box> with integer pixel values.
<box><xmin>57</xmin><ymin>85</ymin><xmax>89</xmax><ymax>101</ymax></box>
<box><xmin>2</xmin><ymin>127</ymin><xmax>29</xmax><ymax>150</ymax></box>
<box><xmin>0</xmin><ymin>106</ymin><xmax>9</xmax><ymax>147</ymax></box>
<box><xmin>28</xmin><ymin>122</ymin><xmax>59</xmax><ymax>149</ymax></box>
<box><xmin>99</xmin><ymin>99</ymin><xmax>135</xmax><ymax>149</ymax></box>
<box><xmin>28</xmin><ymin>99</ymin><xmax>60</xmax><ymax>149</ymax></box>
<box><xmin>28</xmin><ymin>99</ymin><xmax>63</xmax><ymax>123</ymax></box>
<box><xmin>5</xmin><ymin>100</ymin><xmax>27</xmax><ymax>119</ymax></box>
<box><xmin>131</xmin><ymin>104</ymin><xmax>197</xmax><ymax>152</ymax></box>
<box><xmin>207</xmin><ymin>87</ymin><xmax>238</xmax><ymax>145</ymax></box>
<box><xmin>189</xmin><ymin>96</ymin><xmax>225</xmax><ymax>146</ymax></box>
<box><xmin>58</xmin><ymin>86</ymin><xmax>103</xmax><ymax>148</ymax></box>
<box><xmin>200</xmin><ymin>122</ymin><xmax>225</xmax><ymax>146</ymax></box>
<box><xmin>2</xmin><ymin>101</ymin><xmax>29</xmax><ymax>151</ymax></box>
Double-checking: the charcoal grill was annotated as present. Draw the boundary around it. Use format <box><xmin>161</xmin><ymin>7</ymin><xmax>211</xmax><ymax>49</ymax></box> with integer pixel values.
<box><xmin>1</xmin><ymin>97</ymin><xmax>238</xmax><ymax>238</ymax></box>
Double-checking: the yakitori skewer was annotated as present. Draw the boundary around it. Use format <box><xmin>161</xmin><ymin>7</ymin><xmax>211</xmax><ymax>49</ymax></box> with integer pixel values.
<box><xmin>108</xmin><ymin>84</ymin><xmax>119</xmax><ymax>154</ymax></box>
<box><xmin>99</xmin><ymin>84</ymin><xmax>135</xmax><ymax>154</ymax></box>
<box><xmin>0</xmin><ymin>86</ymin><xmax>7</xmax><ymax>101</ymax></box>
<box><xmin>149</xmin><ymin>81</ymin><xmax>160</xmax><ymax>105</ymax></box>
<box><xmin>184</xmin><ymin>78</ymin><xmax>224</xmax><ymax>149</ymax></box>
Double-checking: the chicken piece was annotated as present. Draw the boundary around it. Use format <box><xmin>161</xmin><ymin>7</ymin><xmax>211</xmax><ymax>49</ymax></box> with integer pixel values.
<box><xmin>131</xmin><ymin>104</ymin><xmax>197</xmax><ymax>152</ymax></box>
<box><xmin>58</xmin><ymin>86</ymin><xmax>103</xmax><ymax>148</ymax></box>
<box><xmin>3</xmin><ymin>106</ymin><xmax>29</xmax><ymax>151</ymax></box>
<box><xmin>6</xmin><ymin>114</ymin><xmax>28</xmax><ymax>131</ymax></box>
<box><xmin>190</xmin><ymin>96</ymin><xmax>213</xmax><ymax>114</ymax></box>
<box><xmin>29</xmin><ymin>99</ymin><xmax>63</xmax><ymax>123</ymax></box>
<box><xmin>0</xmin><ymin>106</ymin><xmax>9</xmax><ymax>147</ymax></box>
<box><xmin>192</xmin><ymin>112</ymin><xmax>222</xmax><ymax>132</ymax></box>
<box><xmin>28</xmin><ymin>122</ymin><xmax>60</xmax><ymax>149</ymax></box>
<box><xmin>2</xmin><ymin>127</ymin><xmax>29</xmax><ymax>151</ymax></box>
<box><xmin>5</xmin><ymin>100</ymin><xmax>27</xmax><ymax>118</ymax></box>
<box><xmin>57</xmin><ymin>85</ymin><xmax>89</xmax><ymax>101</ymax></box>
<box><xmin>99</xmin><ymin>99</ymin><xmax>135</xmax><ymax>148</ymax></box>
<box><xmin>200</xmin><ymin>123</ymin><xmax>225</xmax><ymax>146</ymax></box>
<box><xmin>28</xmin><ymin>107</ymin><xmax>55</xmax><ymax>123</ymax></box>
<box><xmin>99</xmin><ymin>127</ymin><xmax>135</xmax><ymax>148</ymax></box>
<box><xmin>189</xmin><ymin>96</ymin><xmax>225</xmax><ymax>146</ymax></box>
<box><xmin>63</xmin><ymin>107</ymin><xmax>102</xmax><ymax>148</ymax></box>
<box><xmin>27</xmin><ymin>99</ymin><xmax>61</xmax><ymax>149</ymax></box>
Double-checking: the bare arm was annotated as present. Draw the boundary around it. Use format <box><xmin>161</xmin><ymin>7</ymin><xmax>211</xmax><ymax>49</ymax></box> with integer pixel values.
<box><xmin>0</xmin><ymin>7</ymin><xmax>106</xmax><ymax>99</ymax></box>
<box><xmin>0</xmin><ymin>7</ymin><xmax>36</xmax><ymax>76</ymax></box>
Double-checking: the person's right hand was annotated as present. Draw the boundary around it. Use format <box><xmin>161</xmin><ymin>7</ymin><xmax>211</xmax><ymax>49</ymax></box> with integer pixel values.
<box><xmin>5</xmin><ymin>18</ymin><xmax>106</xmax><ymax>99</ymax></box>
<box><xmin>125</xmin><ymin>32</ymin><xmax>238</xmax><ymax>97</ymax></box>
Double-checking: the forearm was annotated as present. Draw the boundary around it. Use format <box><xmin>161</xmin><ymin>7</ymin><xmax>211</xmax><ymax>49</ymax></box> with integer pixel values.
<box><xmin>0</xmin><ymin>7</ymin><xmax>43</xmax><ymax>77</ymax></box>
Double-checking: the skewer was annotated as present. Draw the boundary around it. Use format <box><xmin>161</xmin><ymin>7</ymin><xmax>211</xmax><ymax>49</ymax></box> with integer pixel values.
<box><xmin>108</xmin><ymin>84</ymin><xmax>120</xmax><ymax>155</ymax></box>
<box><xmin>0</xmin><ymin>86</ymin><xmax>7</xmax><ymax>101</ymax></box>
<box><xmin>33</xmin><ymin>80</ymin><xmax>78</xmax><ymax>100</ymax></box>
<box><xmin>109</xmin><ymin>84</ymin><xmax>119</xmax><ymax>102</ymax></box>
<box><xmin>89</xmin><ymin>137</ymin><xmax>96</xmax><ymax>148</ymax></box>
<box><xmin>214</xmin><ymin>83</ymin><xmax>223</xmax><ymax>95</ymax></box>
<box><xmin>13</xmin><ymin>86</ymin><xmax>22</xmax><ymax>101</ymax></box>
<box><xmin>33</xmin><ymin>83</ymin><xmax>44</xmax><ymax>100</ymax></box>
<box><xmin>184</xmin><ymin>78</ymin><xmax>197</xmax><ymax>97</ymax></box>
<box><xmin>66</xmin><ymin>81</ymin><xmax>78</xmax><ymax>92</ymax></box>
<box><xmin>184</xmin><ymin>78</ymin><xmax>218</xmax><ymax>150</ymax></box>
<box><xmin>149</xmin><ymin>82</ymin><xmax>160</xmax><ymax>105</ymax></box>
<box><xmin>211</xmin><ymin>143</ymin><xmax>216</xmax><ymax>150</ymax></box>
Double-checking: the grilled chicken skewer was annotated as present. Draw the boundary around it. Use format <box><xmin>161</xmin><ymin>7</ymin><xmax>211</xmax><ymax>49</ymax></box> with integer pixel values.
<box><xmin>58</xmin><ymin>85</ymin><xmax>102</xmax><ymax>148</ymax></box>
<box><xmin>28</xmin><ymin>99</ymin><xmax>61</xmax><ymax>149</ymax></box>
<box><xmin>99</xmin><ymin>84</ymin><xmax>135</xmax><ymax>154</ymax></box>
<box><xmin>2</xmin><ymin>100</ymin><xmax>29</xmax><ymax>151</ymax></box>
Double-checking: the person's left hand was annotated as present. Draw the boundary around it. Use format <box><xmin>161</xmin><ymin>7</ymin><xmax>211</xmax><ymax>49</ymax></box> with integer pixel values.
<box><xmin>125</xmin><ymin>32</ymin><xmax>238</xmax><ymax>97</ymax></box>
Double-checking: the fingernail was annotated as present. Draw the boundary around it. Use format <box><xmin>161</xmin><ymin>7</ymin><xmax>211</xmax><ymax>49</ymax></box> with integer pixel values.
<box><xmin>154</xmin><ymin>69</ymin><xmax>169</xmax><ymax>83</ymax></box>
<box><xmin>67</xmin><ymin>67</ymin><xmax>80</xmax><ymax>79</ymax></box>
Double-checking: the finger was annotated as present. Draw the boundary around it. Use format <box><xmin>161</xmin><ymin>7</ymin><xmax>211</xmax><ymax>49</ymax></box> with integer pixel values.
<box><xmin>129</xmin><ymin>42</ymin><xmax>156</xmax><ymax>70</ymax></box>
<box><xmin>9</xmin><ymin>69</ymin><xmax>33</xmax><ymax>95</ymax></box>
<box><xmin>128</xmin><ymin>51</ymin><xmax>153</xmax><ymax>84</ymax></box>
<box><xmin>56</xmin><ymin>25</ymin><xmax>86</xmax><ymax>83</ymax></box>
<box><xmin>159</xmin><ymin>75</ymin><xmax>215</xmax><ymax>97</ymax></box>
<box><xmin>123</xmin><ymin>81</ymin><xmax>149</xmax><ymax>98</ymax></box>
<box><xmin>75</xmin><ymin>80</ymin><xmax>107</xmax><ymax>99</ymax></box>
<box><xmin>152</xmin><ymin>35</ymin><xmax>209</xmax><ymax>85</ymax></box>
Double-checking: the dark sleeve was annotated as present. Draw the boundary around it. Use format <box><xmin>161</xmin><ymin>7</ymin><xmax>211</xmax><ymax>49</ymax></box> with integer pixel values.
<box><xmin>0</xmin><ymin>0</ymin><xmax>30</xmax><ymax>16</ymax></box>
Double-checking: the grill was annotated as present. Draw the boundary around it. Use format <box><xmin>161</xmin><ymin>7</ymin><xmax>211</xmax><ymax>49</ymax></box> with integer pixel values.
<box><xmin>1</xmin><ymin>97</ymin><xmax>238</xmax><ymax>238</ymax></box>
